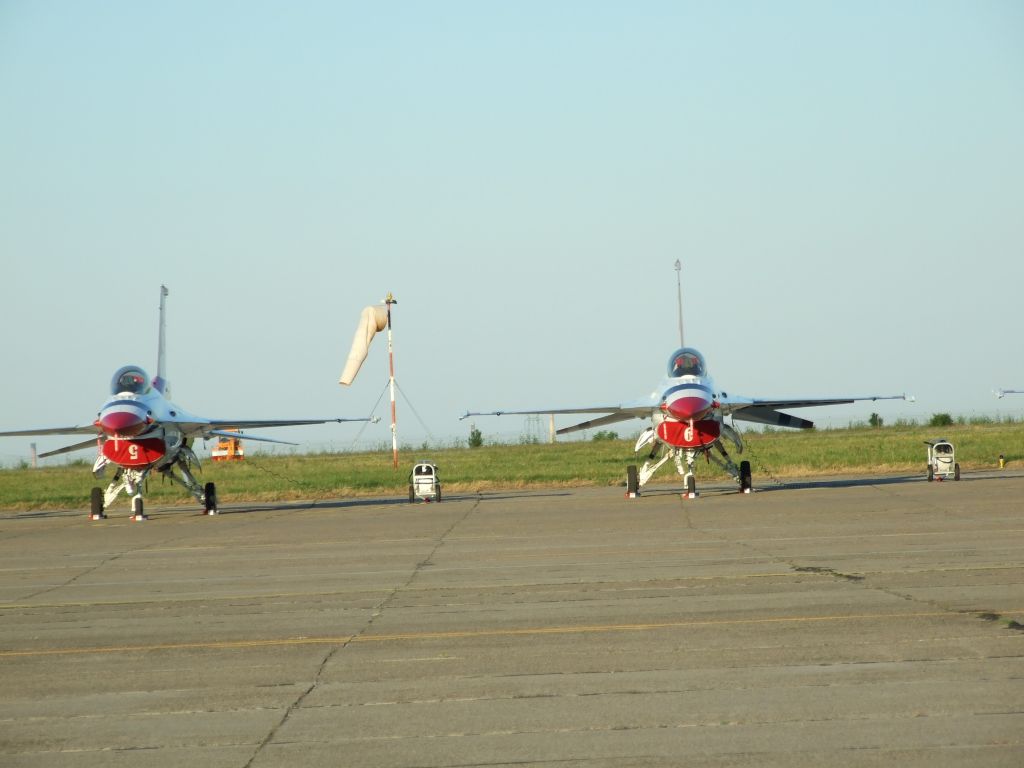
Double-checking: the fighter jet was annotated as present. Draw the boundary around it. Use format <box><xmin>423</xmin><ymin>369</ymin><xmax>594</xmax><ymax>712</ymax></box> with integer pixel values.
<box><xmin>0</xmin><ymin>286</ymin><xmax>374</xmax><ymax>520</ymax></box>
<box><xmin>464</xmin><ymin>345</ymin><xmax>907</xmax><ymax>498</ymax></box>
<box><xmin>463</xmin><ymin>266</ymin><xmax>908</xmax><ymax>498</ymax></box>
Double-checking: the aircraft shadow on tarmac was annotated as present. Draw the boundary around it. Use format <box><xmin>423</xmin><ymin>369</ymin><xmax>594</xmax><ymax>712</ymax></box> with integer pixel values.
<box><xmin>639</xmin><ymin>469</ymin><xmax>1018</xmax><ymax>498</ymax></box>
<box><xmin>213</xmin><ymin>490</ymin><xmax>573</xmax><ymax>515</ymax></box>
<box><xmin>762</xmin><ymin>475</ymin><xmax>921</xmax><ymax>492</ymax></box>
<box><xmin>769</xmin><ymin>470</ymin><xmax>1019</xmax><ymax>492</ymax></box>
<box><xmin>5</xmin><ymin>472</ymin><xmax>1015</xmax><ymax>521</ymax></box>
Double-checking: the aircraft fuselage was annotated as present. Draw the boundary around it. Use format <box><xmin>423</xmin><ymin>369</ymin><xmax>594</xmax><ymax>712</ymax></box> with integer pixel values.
<box><xmin>95</xmin><ymin>368</ymin><xmax>200</xmax><ymax>472</ymax></box>
<box><xmin>652</xmin><ymin>348</ymin><xmax>722</xmax><ymax>450</ymax></box>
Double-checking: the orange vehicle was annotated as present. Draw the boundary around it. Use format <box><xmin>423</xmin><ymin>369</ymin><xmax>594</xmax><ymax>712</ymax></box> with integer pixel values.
<box><xmin>211</xmin><ymin>431</ymin><xmax>245</xmax><ymax>462</ymax></box>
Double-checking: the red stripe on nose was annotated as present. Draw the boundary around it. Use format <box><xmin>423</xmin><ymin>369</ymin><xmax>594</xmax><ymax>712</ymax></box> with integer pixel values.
<box><xmin>666</xmin><ymin>396</ymin><xmax>712</xmax><ymax>421</ymax></box>
<box><xmin>96</xmin><ymin>410</ymin><xmax>148</xmax><ymax>437</ymax></box>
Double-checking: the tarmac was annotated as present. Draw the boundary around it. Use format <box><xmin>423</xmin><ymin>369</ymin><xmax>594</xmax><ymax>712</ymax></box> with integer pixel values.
<box><xmin>1</xmin><ymin>471</ymin><xmax>1022</xmax><ymax>767</ymax></box>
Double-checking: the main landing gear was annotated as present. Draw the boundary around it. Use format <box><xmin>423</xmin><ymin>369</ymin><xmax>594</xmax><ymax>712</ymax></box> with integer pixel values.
<box><xmin>88</xmin><ymin>446</ymin><xmax>218</xmax><ymax>520</ymax></box>
<box><xmin>89</xmin><ymin>487</ymin><xmax>106</xmax><ymax>521</ymax></box>
<box><xmin>625</xmin><ymin>430</ymin><xmax>754</xmax><ymax>499</ymax></box>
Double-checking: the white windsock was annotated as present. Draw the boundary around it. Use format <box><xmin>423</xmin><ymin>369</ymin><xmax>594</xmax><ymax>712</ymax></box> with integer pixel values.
<box><xmin>339</xmin><ymin>305</ymin><xmax>389</xmax><ymax>386</ymax></box>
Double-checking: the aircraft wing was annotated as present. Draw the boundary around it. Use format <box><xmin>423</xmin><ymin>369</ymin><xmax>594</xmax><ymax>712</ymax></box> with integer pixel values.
<box><xmin>173</xmin><ymin>417</ymin><xmax>377</xmax><ymax>440</ymax></box>
<box><xmin>206</xmin><ymin>429</ymin><xmax>297</xmax><ymax>446</ymax></box>
<box><xmin>0</xmin><ymin>425</ymin><xmax>100</xmax><ymax>437</ymax></box>
<box><xmin>0</xmin><ymin>425</ymin><xmax>101</xmax><ymax>460</ymax></box>
<box><xmin>720</xmin><ymin>394</ymin><xmax>909</xmax><ymax>429</ymax></box>
<box><xmin>37</xmin><ymin>438</ymin><xmax>101</xmax><ymax>459</ymax></box>
<box><xmin>204</xmin><ymin>418</ymin><xmax>374</xmax><ymax>431</ymax></box>
<box><xmin>462</xmin><ymin>405</ymin><xmax>652</xmax><ymax>436</ymax></box>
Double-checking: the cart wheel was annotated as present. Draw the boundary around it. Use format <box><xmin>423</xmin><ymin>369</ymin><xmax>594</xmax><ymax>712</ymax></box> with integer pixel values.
<box><xmin>739</xmin><ymin>461</ymin><xmax>752</xmax><ymax>493</ymax></box>
<box><xmin>927</xmin><ymin>465</ymin><xmax>934</xmax><ymax>482</ymax></box>
<box><xmin>954</xmin><ymin>463</ymin><xmax>960</xmax><ymax>481</ymax></box>
<box><xmin>626</xmin><ymin>465</ymin><xmax>639</xmax><ymax>496</ymax></box>
<box><xmin>408</xmin><ymin>484</ymin><xmax>415</xmax><ymax>503</ymax></box>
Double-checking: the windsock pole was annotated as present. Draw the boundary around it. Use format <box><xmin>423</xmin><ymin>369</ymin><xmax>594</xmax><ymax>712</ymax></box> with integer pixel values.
<box><xmin>386</xmin><ymin>292</ymin><xmax>398</xmax><ymax>469</ymax></box>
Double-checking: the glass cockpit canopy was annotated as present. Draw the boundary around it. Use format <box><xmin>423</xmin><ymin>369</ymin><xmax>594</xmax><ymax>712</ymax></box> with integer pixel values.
<box><xmin>111</xmin><ymin>366</ymin><xmax>150</xmax><ymax>395</ymax></box>
<box><xmin>668</xmin><ymin>347</ymin><xmax>706</xmax><ymax>378</ymax></box>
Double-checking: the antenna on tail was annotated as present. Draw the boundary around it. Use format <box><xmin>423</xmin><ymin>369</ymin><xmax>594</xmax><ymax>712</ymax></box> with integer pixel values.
<box><xmin>674</xmin><ymin>260</ymin><xmax>684</xmax><ymax>347</ymax></box>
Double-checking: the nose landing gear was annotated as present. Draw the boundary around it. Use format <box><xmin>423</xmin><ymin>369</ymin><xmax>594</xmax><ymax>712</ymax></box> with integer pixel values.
<box><xmin>130</xmin><ymin>494</ymin><xmax>147</xmax><ymax>522</ymax></box>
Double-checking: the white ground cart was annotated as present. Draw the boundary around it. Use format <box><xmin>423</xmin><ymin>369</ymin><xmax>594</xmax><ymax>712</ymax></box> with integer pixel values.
<box><xmin>925</xmin><ymin>439</ymin><xmax>960</xmax><ymax>481</ymax></box>
<box><xmin>409</xmin><ymin>460</ymin><xmax>441</xmax><ymax>502</ymax></box>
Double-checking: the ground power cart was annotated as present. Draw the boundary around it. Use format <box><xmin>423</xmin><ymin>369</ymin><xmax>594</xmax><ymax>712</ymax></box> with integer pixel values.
<box><xmin>409</xmin><ymin>461</ymin><xmax>441</xmax><ymax>502</ymax></box>
<box><xmin>925</xmin><ymin>439</ymin><xmax>960</xmax><ymax>481</ymax></box>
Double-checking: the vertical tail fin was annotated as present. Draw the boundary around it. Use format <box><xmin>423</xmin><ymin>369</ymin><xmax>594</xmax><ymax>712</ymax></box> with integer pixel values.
<box><xmin>154</xmin><ymin>285</ymin><xmax>170</xmax><ymax>395</ymax></box>
<box><xmin>674</xmin><ymin>260</ymin><xmax>684</xmax><ymax>347</ymax></box>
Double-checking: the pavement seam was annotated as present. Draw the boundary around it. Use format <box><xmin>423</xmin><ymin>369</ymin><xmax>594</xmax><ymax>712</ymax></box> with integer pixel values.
<box><xmin>680</xmin><ymin>494</ymin><xmax>1024</xmax><ymax>637</ymax></box>
<box><xmin>241</xmin><ymin>496</ymin><xmax>482</xmax><ymax>767</ymax></box>
<box><xmin>13</xmin><ymin>529</ymin><xmax>207</xmax><ymax>603</ymax></box>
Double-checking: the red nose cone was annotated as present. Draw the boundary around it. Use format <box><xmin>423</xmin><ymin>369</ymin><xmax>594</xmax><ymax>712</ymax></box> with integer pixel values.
<box><xmin>666</xmin><ymin>396</ymin><xmax>712</xmax><ymax>421</ymax></box>
<box><xmin>96</xmin><ymin>410</ymin><xmax>148</xmax><ymax>437</ymax></box>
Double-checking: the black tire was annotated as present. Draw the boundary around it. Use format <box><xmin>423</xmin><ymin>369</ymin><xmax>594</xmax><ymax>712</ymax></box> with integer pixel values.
<box><xmin>436</xmin><ymin>485</ymin><xmax>442</xmax><ymax>503</ymax></box>
<box><xmin>626</xmin><ymin>465</ymin><xmax>639</xmax><ymax>495</ymax></box>
<box><xmin>739</xmin><ymin>460</ymin><xmax>752</xmax><ymax>492</ymax></box>
<box><xmin>954</xmin><ymin>463</ymin><xmax>960</xmax><ymax>481</ymax></box>
<box><xmin>927</xmin><ymin>465</ymin><xmax>934</xmax><ymax>482</ymax></box>
<box><xmin>204</xmin><ymin>482</ymin><xmax>217</xmax><ymax>513</ymax></box>
<box><xmin>686</xmin><ymin>475</ymin><xmax>696</xmax><ymax>496</ymax></box>
<box><xmin>90</xmin><ymin>487</ymin><xmax>104</xmax><ymax>518</ymax></box>
<box><xmin>409</xmin><ymin>484</ymin><xmax>415</xmax><ymax>503</ymax></box>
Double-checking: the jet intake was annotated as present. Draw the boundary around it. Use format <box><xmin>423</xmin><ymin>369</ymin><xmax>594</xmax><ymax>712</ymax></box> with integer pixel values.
<box><xmin>102</xmin><ymin>436</ymin><xmax>166</xmax><ymax>467</ymax></box>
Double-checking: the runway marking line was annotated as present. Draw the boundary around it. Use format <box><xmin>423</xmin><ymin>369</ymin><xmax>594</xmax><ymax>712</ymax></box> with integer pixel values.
<box><xmin>3</xmin><ymin>608</ymin><xmax>1017</xmax><ymax>659</ymax></box>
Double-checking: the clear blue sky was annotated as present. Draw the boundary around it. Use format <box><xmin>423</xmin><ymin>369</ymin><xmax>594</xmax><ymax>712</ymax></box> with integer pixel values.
<box><xmin>1</xmin><ymin>2</ymin><xmax>1022</xmax><ymax>464</ymax></box>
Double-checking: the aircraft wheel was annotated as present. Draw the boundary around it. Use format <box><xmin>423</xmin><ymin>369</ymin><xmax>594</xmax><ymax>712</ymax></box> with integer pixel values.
<box><xmin>626</xmin><ymin>465</ymin><xmax>639</xmax><ymax>496</ymax></box>
<box><xmin>927</xmin><ymin>465</ymin><xmax>934</xmax><ymax>482</ymax></box>
<box><xmin>204</xmin><ymin>482</ymin><xmax>218</xmax><ymax>514</ymax></box>
<box><xmin>408</xmin><ymin>484</ymin><xmax>415</xmax><ymax>503</ymax></box>
<box><xmin>954</xmin><ymin>463</ymin><xmax>961</xmax><ymax>481</ymax></box>
<box><xmin>90</xmin><ymin>487</ymin><xmax>105</xmax><ymax>519</ymax></box>
<box><xmin>686</xmin><ymin>475</ymin><xmax>696</xmax><ymax>496</ymax></box>
<box><xmin>739</xmin><ymin>460</ymin><xmax>752</xmax><ymax>493</ymax></box>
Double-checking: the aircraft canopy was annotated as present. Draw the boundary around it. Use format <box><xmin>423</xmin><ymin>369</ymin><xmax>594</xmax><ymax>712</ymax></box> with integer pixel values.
<box><xmin>668</xmin><ymin>347</ymin><xmax>706</xmax><ymax>378</ymax></box>
<box><xmin>111</xmin><ymin>366</ymin><xmax>150</xmax><ymax>395</ymax></box>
